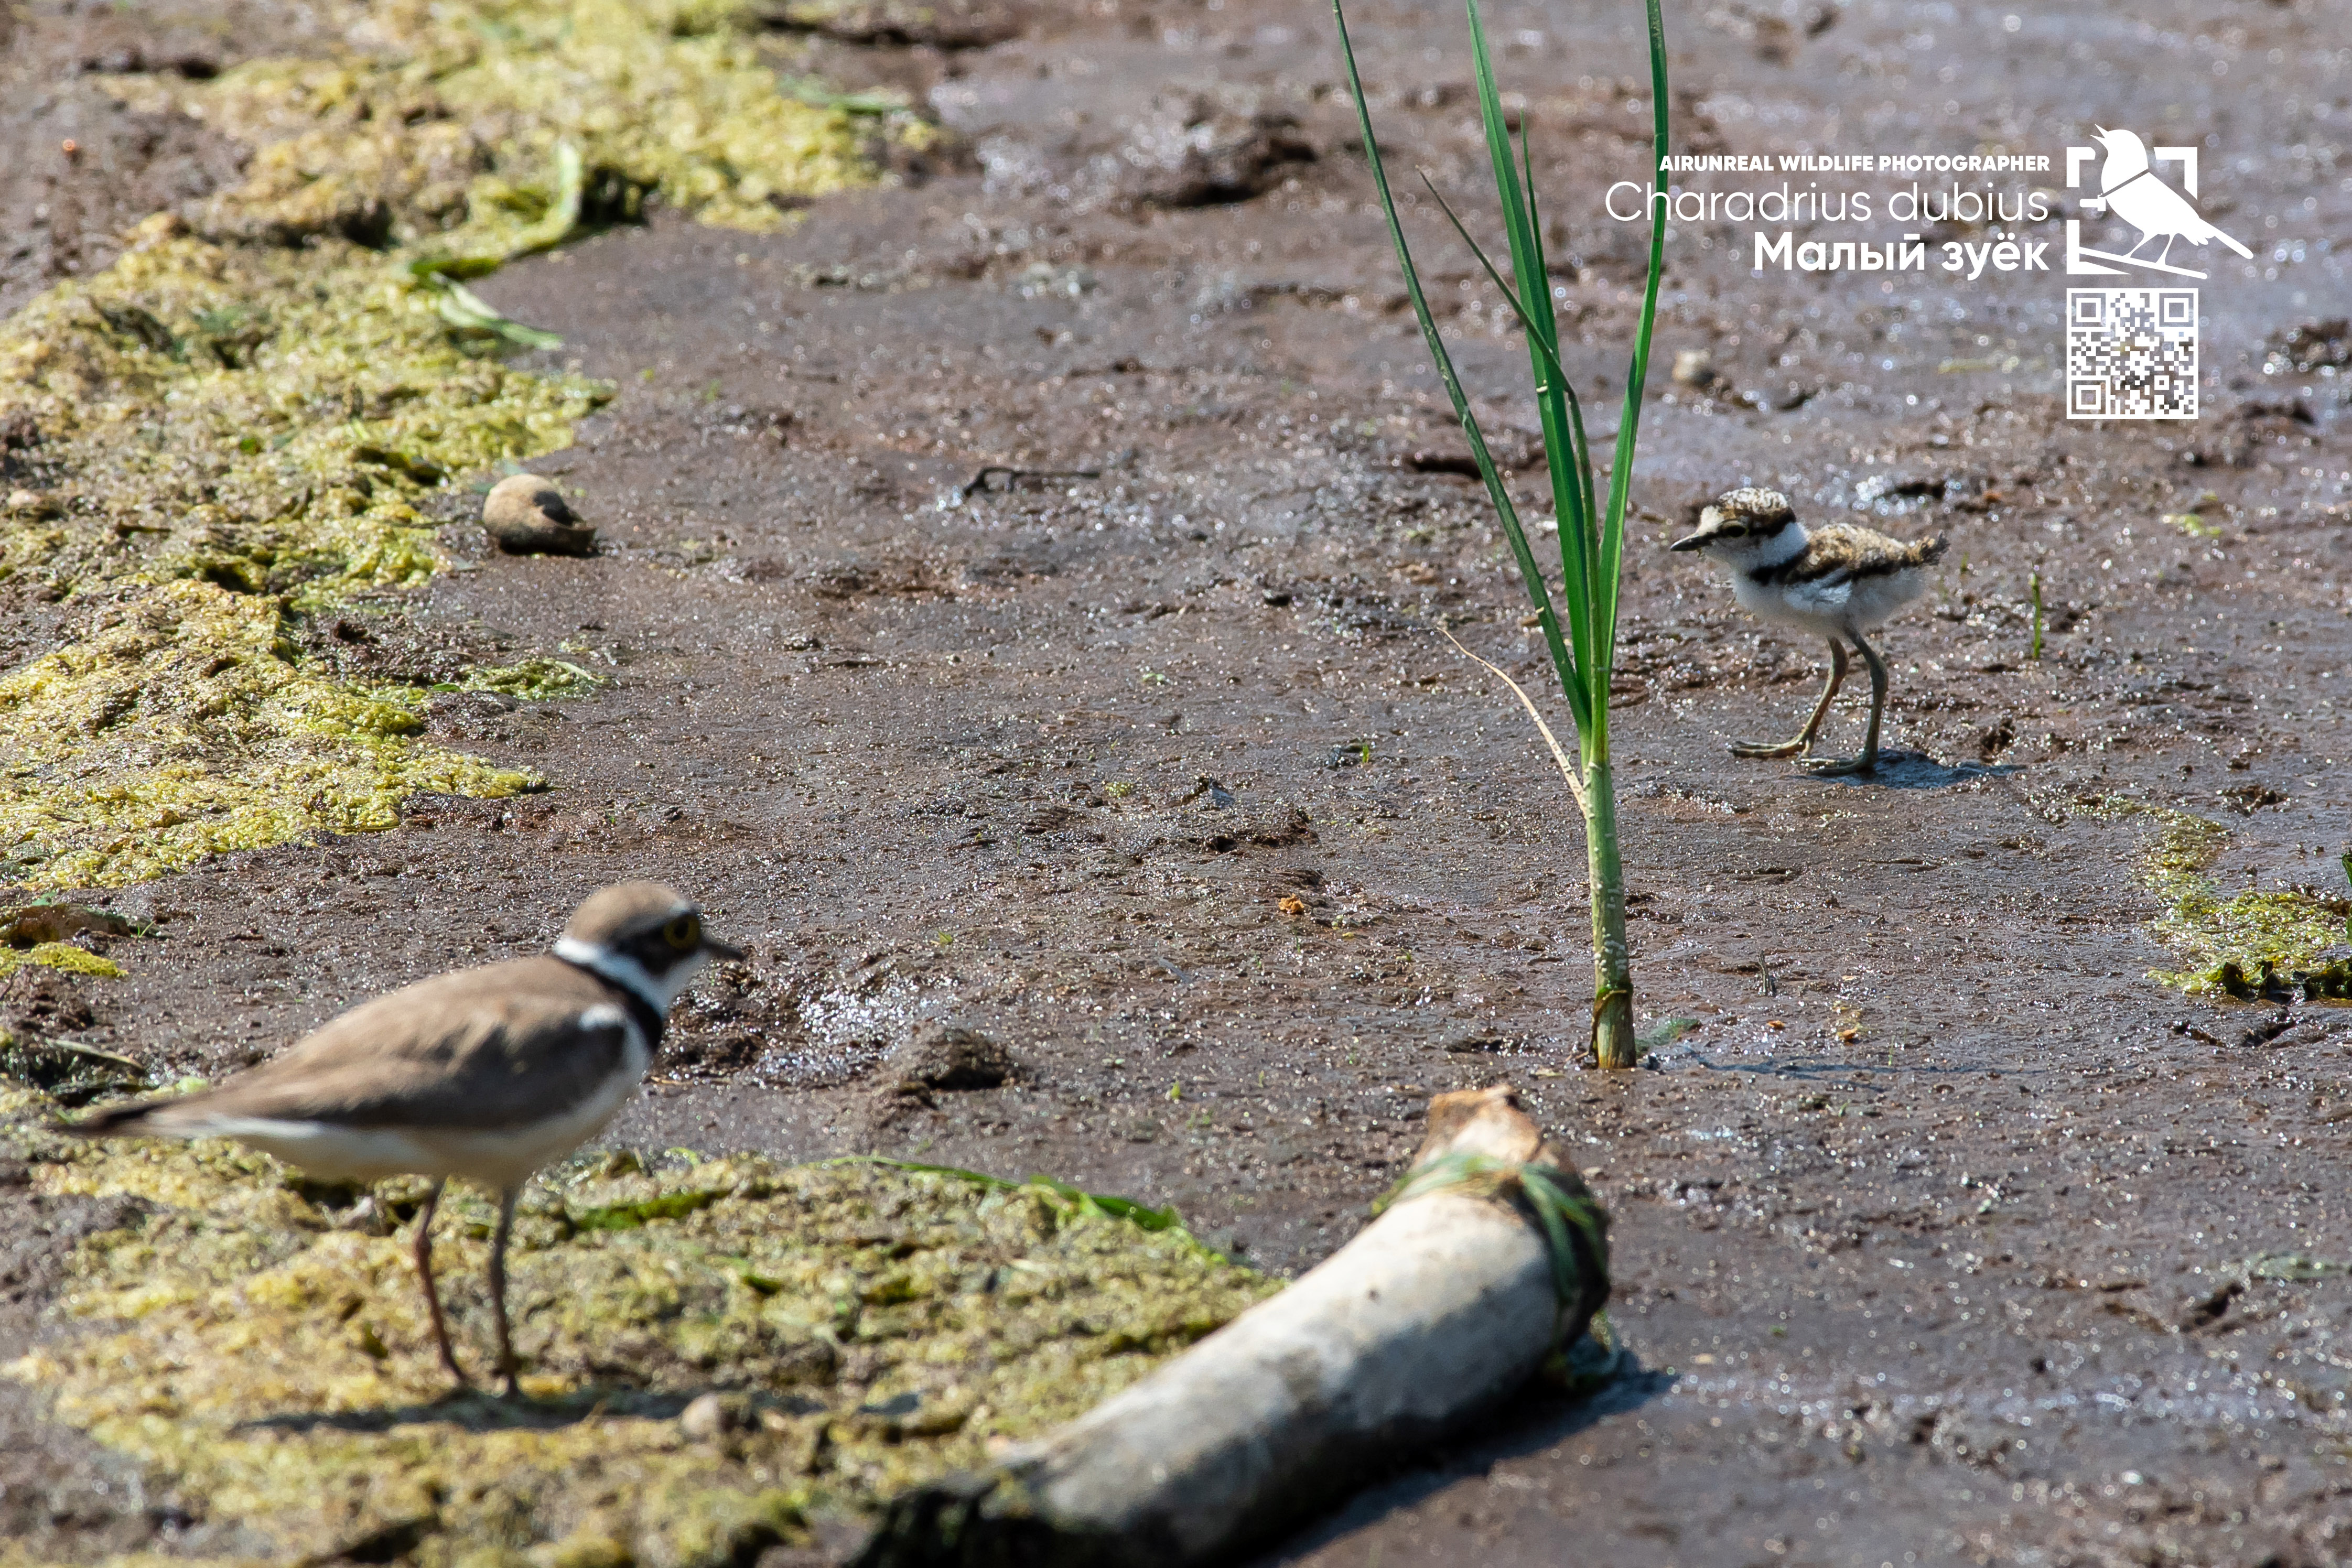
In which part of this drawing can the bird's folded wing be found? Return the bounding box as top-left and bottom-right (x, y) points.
(161, 959), (639, 1132)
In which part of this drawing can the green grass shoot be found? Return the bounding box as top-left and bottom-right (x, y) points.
(2029, 571), (2044, 661)
(1331, 0), (1669, 1067)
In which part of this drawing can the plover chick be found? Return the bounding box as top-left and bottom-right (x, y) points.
(1670, 486), (1947, 775)
(67, 881), (741, 1396)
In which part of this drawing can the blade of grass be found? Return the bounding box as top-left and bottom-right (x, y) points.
(1329, 1), (1586, 728)
(1467, 0), (1595, 697)
(1415, 169), (1601, 580)
(1416, 172), (1573, 394)
(1334, 0), (1666, 1067)
(510, 139), (585, 257)
(1519, 122), (1599, 542)
(1416, 163), (1603, 609)
(428, 277), (565, 350)
(1596, 0), (1672, 671)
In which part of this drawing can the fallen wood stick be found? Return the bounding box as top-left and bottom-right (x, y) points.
(854, 1084), (1610, 1567)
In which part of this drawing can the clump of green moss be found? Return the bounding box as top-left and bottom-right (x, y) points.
(101, 0), (901, 253)
(459, 657), (605, 700)
(0, 225), (610, 607)
(0, 222), (599, 886)
(0, 1091), (1271, 1566)
(0, 0), (932, 890)
(2078, 796), (2351, 999)
(0, 580), (540, 889)
(0, 942), (123, 978)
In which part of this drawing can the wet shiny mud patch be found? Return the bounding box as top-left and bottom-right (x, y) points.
(2082, 797), (2352, 1000)
(1, 1090), (1273, 1565)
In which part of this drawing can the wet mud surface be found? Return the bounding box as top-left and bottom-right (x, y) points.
(3, 0), (2350, 1562)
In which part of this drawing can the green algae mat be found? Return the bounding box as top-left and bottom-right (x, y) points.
(1, 0), (922, 891)
(2069, 795), (2352, 1000)
(0, 1089), (1274, 1566)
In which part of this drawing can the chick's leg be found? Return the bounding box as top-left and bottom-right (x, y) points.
(1801, 631), (1889, 775)
(1733, 638), (1848, 759)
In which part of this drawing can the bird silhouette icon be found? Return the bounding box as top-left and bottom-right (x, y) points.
(2087, 127), (2252, 269)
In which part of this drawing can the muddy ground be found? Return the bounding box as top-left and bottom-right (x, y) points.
(4, 0), (2351, 1562)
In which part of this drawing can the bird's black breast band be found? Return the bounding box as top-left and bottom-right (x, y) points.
(556, 957), (668, 1051)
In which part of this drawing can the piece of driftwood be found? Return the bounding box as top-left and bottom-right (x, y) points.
(854, 1084), (1609, 1568)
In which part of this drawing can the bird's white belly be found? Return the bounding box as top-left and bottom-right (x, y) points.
(1734, 565), (1926, 634)
(185, 1033), (651, 1193)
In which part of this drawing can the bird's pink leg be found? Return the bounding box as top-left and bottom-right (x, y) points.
(411, 1180), (471, 1391)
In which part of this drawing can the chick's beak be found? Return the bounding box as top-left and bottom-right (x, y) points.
(1668, 531), (1709, 552)
(702, 934), (747, 963)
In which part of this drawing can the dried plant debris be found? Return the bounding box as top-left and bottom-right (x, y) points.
(0, 1087), (1274, 1566)
(2077, 796), (2351, 1000)
(0, 0), (931, 888)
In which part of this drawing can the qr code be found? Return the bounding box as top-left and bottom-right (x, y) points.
(2067, 288), (2197, 419)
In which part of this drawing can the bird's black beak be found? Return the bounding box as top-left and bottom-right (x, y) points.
(702, 935), (747, 963)
(1668, 531), (1709, 552)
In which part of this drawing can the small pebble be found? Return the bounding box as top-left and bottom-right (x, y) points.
(482, 473), (596, 556)
(679, 1391), (748, 1441)
(887, 1022), (1012, 1093)
(1671, 348), (1716, 387)
(6, 489), (61, 519)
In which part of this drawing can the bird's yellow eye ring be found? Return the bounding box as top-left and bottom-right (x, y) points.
(664, 914), (700, 950)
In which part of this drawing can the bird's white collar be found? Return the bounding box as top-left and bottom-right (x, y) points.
(553, 937), (701, 1015)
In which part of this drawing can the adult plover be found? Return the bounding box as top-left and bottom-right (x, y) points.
(67, 881), (741, 1396)
(1670, 487), (1947, 775)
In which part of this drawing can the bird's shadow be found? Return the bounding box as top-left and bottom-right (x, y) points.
(1247, 1358), (1674, 1565)
(234, 1383), (820, 1437)
(1798, 751), (2020, 790)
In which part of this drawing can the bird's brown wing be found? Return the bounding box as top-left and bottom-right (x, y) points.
(83, 957), (636, 1134)
(1798, 523), (1945, 579)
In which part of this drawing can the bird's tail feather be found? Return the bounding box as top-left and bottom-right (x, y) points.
(1914, 535), (1950, 567)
